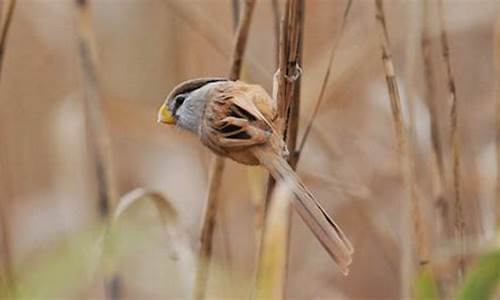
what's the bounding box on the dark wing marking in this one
[229,104,257,121]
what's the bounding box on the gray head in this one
[158,77,228,133]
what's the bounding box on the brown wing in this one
[201,81,278,153]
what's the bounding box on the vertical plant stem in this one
[229,0,256,81]
[0,0,15,82]
[194,157,225,300]
[436,0,465,281]
[256,0,304,298]
[75,1,120,299]
[265,0,304,196]
[213,1,242,294]
[374,0,426,297]
[279,0,304,169]
[403,0,431,271]
[421,0,451,238]
[254,184,291,300]
[495,7,500,238]
[0,0,15,296]
[193,2,256,300]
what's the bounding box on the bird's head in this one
[157,77,228,133]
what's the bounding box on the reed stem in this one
[193,2,256,299]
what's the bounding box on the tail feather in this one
[254,147,354,274]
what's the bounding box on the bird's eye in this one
[174,95,185,111]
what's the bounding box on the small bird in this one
[158,78,353,274]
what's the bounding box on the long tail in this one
[254,147,354,274]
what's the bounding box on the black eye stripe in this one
[174,95,185,109]
[171,95,186,115]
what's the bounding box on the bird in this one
[158,77,353,274]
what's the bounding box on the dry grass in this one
[496,5,500,237]
[436,0,466,282]
[261,0,305,199]
[0,0,15,80]
[0,1,498,299]
[75,0,118,218]
[254,183,290,300]
[75,0,120,298]
[255,0,304,297]
[112,188,195,297]
[374,0,428,297]
[421,0,449,237]
[297,0,353,160]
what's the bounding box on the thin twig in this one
[495,4,500,242]
[403,0,431,271]
[297,0,353,159]
[75,0,118,218]
[75,0,121,299]
[374,0,424,297]
[229,0,256,81]
[0,0,16,296]
[164,1,269,86]
[214,0,243,293]
[422,0,451,239]
[0,0,15,81]
[193,2,256,300]
[436,0,465,281]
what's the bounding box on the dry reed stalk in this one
[263,0,304,198]
[255,0,304,297]
[212,0,243,292]
[403,1,419,148]
[254,184,290,300]
[213,1,243,289]
[75,0,118,218]
[297,0,353,159]
[0,185,13,296]
[403,0,431,272]
[228,0,256,81]
[436,0,465,281]
[374,0,426,297]
[0,0,15,81]
[421,0,451,239]
[193,2,256,300]
[495,8,500,238]
[75,0,121,298]
[0,0,16,296]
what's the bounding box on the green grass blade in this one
[457,250,500,300]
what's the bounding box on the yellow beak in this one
[157,102,176,125]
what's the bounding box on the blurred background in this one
[0,0,498,299]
